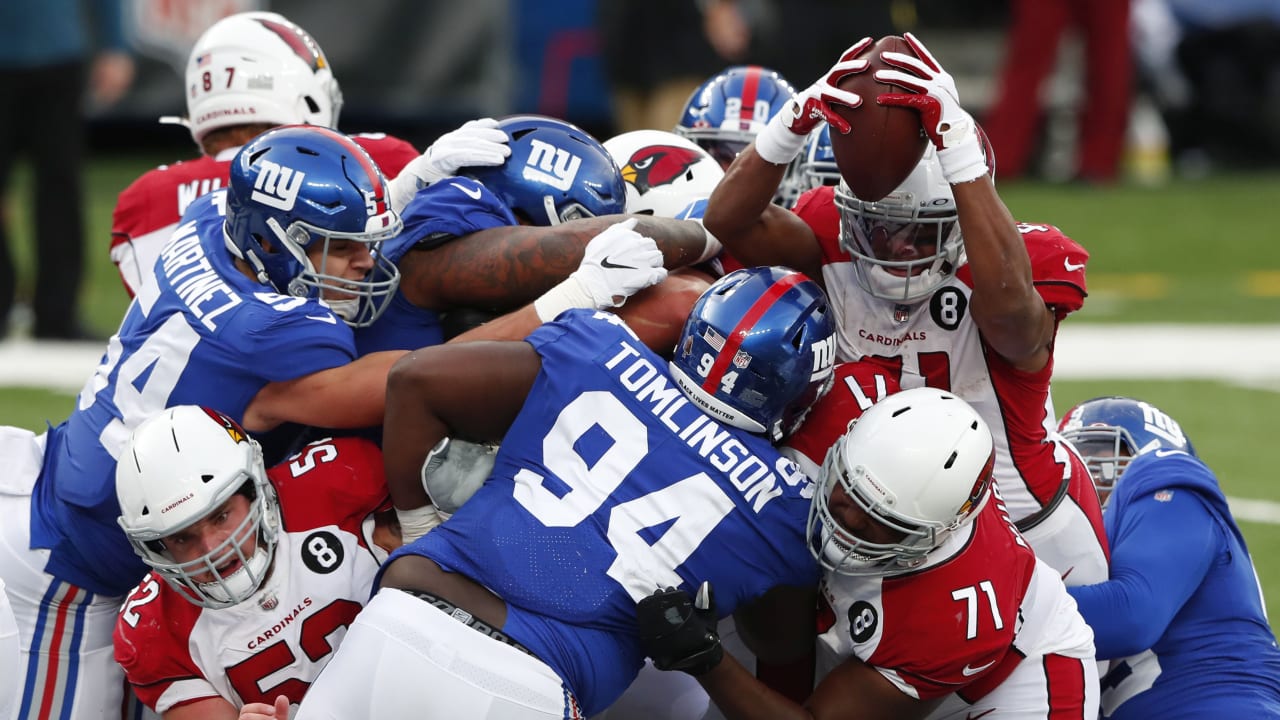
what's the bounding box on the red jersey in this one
[113,436,392,714]
[785,360,901,477]
[110,133,419,298]
[814,490,1093,703]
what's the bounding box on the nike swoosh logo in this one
[1060,566,1075,581]
[966,709,996,720]
[600,256,638,270]
[1063,259,1085,272]
[961,659,997,677]
[1154,448,1184,458]
[450,182,483,200]
[305,314,337,324]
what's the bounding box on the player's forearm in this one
[953,178,1051,365]
[400,217,707,311]
[704,148,798,268]
[243,351,406,432]
[1069,495,1218,658]
[383,351,452,511]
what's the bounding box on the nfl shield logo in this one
[732,350,751,369]
[893,305,910,324]
[1153,489,1175,502]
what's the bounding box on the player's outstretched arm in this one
[949,179,1052,370]
[241,350,408,433]
[703,152,822,277]
[703,39,870,279]
[447,218,680,346]
[382,340,540,536]
[397,214,713,312]
[878,32,1051,370]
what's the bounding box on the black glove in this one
[636,581,723,676]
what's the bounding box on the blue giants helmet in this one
[675,66,797,168]
[795,124,841,193]
[461,115,626,226]
[1058,396,1197,495]
[224,125,402,327]
[670,266,836,442]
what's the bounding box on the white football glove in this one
[875,33,988,184]
[534,218,668,322]
[754,38,871,165]
[422,437,499,517]
[387,118,512,211]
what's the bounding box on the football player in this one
[361,114,718,356]
[293,266,836,719]
[1061,397,1280,719]
[113,407,398,719]
[0,125,406,719]
[674,65,808,206]
[108,10,510,299]
[0,123,677,720]
[642,387,1100,719]
[701,33,1109,588]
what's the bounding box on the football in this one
[828,35,929,202]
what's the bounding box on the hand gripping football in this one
[828,35,929,202]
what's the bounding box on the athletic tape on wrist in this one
[754,109,809,165]
[534,275,598,323]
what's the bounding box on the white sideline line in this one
[1227,497,1280,526]
[3,326,1280,525]
[1052,324,1280,381]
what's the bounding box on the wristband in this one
[534,275,598,323]
[937,127,989,185]
[693,218,723,264]
[753,107,809,165]
[396,504,443,544]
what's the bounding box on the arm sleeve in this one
[1067,491,1219,659]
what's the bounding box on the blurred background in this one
[2,0,1279,615]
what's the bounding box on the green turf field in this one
[3,155,1279,620]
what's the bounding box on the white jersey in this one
[793,187,1092,527]
[113,437,390,713]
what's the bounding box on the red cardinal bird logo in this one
[620,145,702,193]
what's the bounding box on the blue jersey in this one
[354,177,513,354]
[386,310,819,716]
[30,191,359,596]
[1069,450,1280,719]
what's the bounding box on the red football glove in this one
[754,38,872,164]
[875,32,988,184]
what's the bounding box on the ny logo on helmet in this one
[251,160,306,211]
[811,334,837,381]
[522,138,581,191]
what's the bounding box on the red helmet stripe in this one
[701,272,806,393]
[304,126,386,201]
[738,66,763,126]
